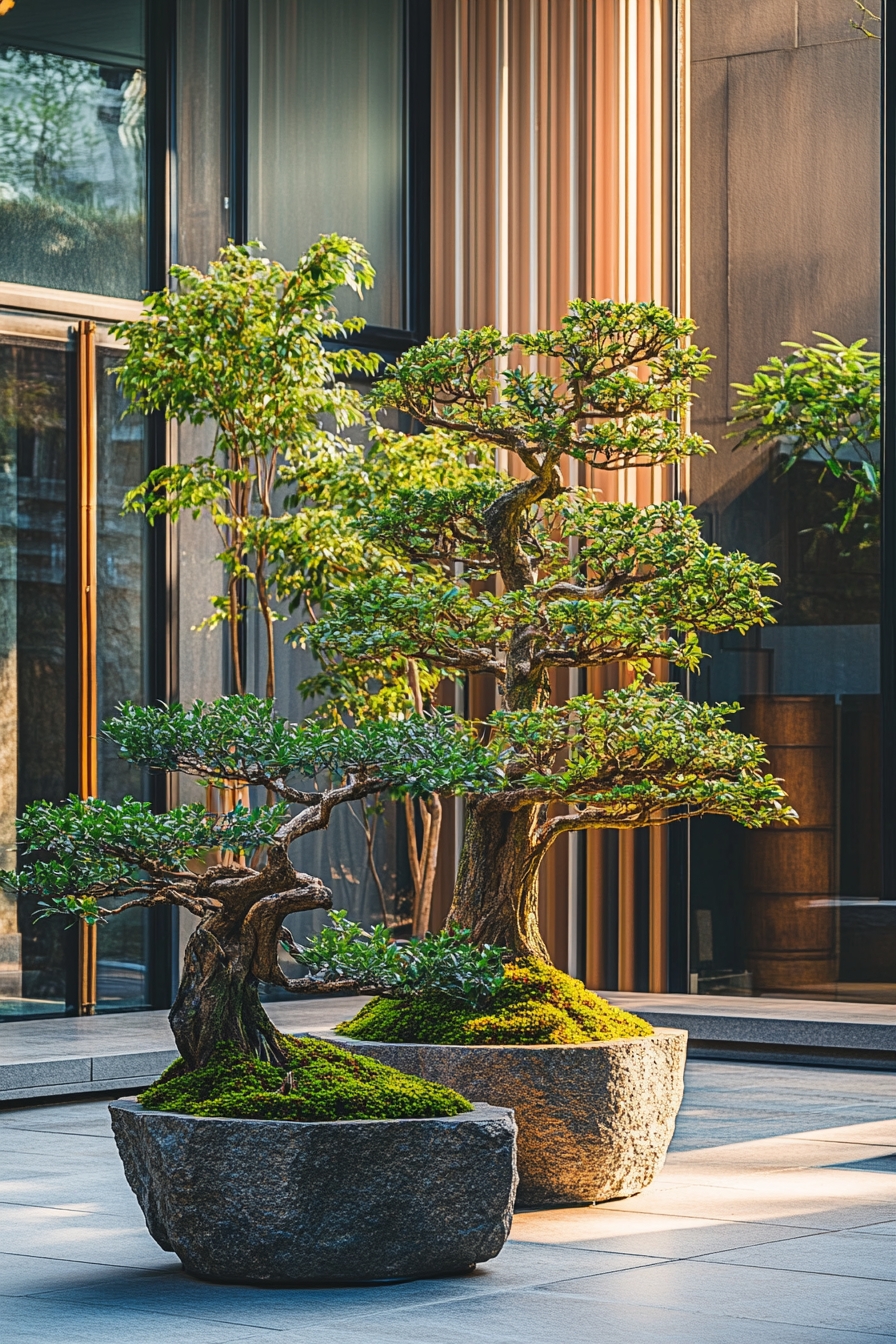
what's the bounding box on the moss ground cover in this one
[338,959,654,1045]
[139,1034,472,1121]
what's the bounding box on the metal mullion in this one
[76,319,98,1015]
[881,0,895,901]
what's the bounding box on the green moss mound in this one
[139,1034,473,1121]
[338,959,654,1045]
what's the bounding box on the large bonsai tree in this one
[0,696,497,1068]
[302,302,796,958]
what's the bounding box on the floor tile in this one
[534,1258,896,1335]
[510,1206,823,1257]
[697,1228,896,1280]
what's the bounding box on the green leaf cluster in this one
[291,911,506,1007]
[730,334,879,540]
[0,795,284,921]
[489,683,796,827]
[107,695,501,800]
[371,301,713,468]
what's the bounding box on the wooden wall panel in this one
[430,1,678,983]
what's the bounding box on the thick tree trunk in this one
[446,801,549,959]
[169,922,285,1070]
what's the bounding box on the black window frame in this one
[227,0,431,360]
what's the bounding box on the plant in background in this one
[0,695,499,1071]
[299,301,796,959]
[729,334,880,543]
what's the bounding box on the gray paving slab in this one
[0,1058,893,1342]
[3,992,896,1106]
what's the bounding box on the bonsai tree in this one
[301,301,797,959]
[729,333,880,541]
[0,696,498,1069]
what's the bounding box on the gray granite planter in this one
[109,1099,517,1284]
[316,1027,687,1206]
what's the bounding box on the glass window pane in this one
[0,0,146,298]
[248,0,405,330]
[687,3,887,1002]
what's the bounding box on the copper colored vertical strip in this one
[617,828,636,989]
[77,319,98,1015]
[649,824,668,990]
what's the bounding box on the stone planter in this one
[316,1028,687,1207]
[109,1099,517,1284]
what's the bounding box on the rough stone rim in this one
[111,1097,514,1129]
[315,1025,688,1051]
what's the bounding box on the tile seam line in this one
[0,1250,178,1270]
[511,1227,838,1256]
[12,1294,289,1331]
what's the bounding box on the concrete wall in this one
[689,0,880,510]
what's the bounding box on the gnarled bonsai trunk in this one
[170,922,286,1070]
[447,800,549,959]
[168,855,333,1070]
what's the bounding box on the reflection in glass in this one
[0,1,146,298]
[0,340,69,1015]
[687,2,889,1002]
[248,0,404,329]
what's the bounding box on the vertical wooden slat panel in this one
[77,320,98,1015]
[429,2,678,968]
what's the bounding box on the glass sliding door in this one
[686,1,889,1002]
[0,319,151,1018]
[0,335,71,1014]
[94,342,151,1012]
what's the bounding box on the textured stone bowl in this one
[109,1099,517,1284]
[315,1028,687,1206]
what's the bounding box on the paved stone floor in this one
[0,1059,893,1343]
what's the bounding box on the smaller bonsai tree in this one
[730,334,880,542]
[0,696,498,1072]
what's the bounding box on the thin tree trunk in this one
[447,800,549,959]
[404,658,444,937]
[228,576,244,695]
[411,794,442,937]
[255,548,276,701]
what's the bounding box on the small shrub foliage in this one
[292,912,506,1008]
[338,960,654,1046]
[140,1035,472,1122]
